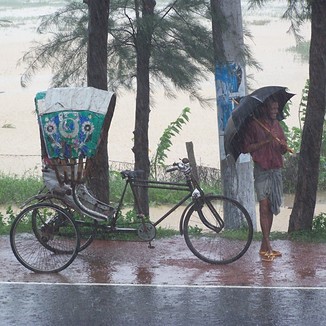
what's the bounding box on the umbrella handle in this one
[253,117,295,154]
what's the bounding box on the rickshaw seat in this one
[35,87,116,220]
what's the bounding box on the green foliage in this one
[187,225,203,235]
[298,79,309,128]
[312,212,326,232]
[286,40,310,63]
[252,230,326,243]
[288,230,326,243]
[283,79,308,152]
[19,1,258,103]
[282,79,326,192]
[0,173,42,205]
[281,82,306,192]
[20,1,215,99]
[116,209,138,227]
[285,127,302,153]
[304,212,326,242]
[283,154,299,193]
[108,170,134,204]
[0,206,16,235]
[0,166,220,207]
[151,107,190,178]
[148,187,188,205]
[19,2,88,87]
[155,227,179,238]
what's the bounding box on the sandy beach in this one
[0,2,318,232]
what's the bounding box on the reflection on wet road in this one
[2,235,326,324]
[1,283,326,325]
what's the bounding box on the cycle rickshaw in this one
[10,87,253,273]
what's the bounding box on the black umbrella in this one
[224,86,295,161]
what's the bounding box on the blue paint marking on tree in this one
[215,63,245,132]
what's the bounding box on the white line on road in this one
[0,281,325,291]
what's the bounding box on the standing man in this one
[243,98,288,262]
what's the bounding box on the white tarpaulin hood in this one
[37,87,114,115]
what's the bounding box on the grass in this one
[1,172,326,243]
[253,229,326,243]
[0,172,42,205]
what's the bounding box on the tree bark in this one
[210,0,257,229]
[86,0,112,203]
[132,0,156,216]
[288,1,326,232]
[87,0,109,90]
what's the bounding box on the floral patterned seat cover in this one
[35,87,114,159]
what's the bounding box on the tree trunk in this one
[210,0,257,229]
[132,0,156,216]
[288,1,326,232]
[86,0,113,203]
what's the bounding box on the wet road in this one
[1,282,326,325]
[2,235,326,325]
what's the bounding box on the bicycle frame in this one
[111,173,194,233]
[107,168,226,241]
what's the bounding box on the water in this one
[0,1,300,32]
[0,0,67,39]
[0,0,66,18]
[0,1,310,174]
